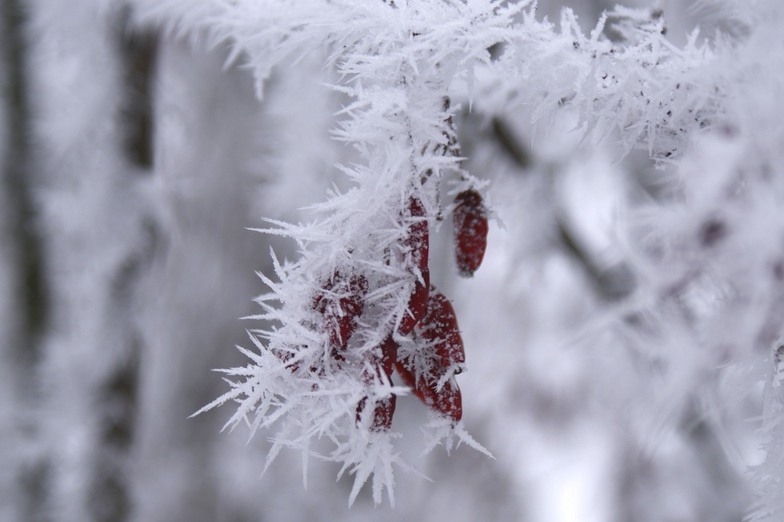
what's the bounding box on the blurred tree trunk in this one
[25,2,158,520]
[1,0,48,519]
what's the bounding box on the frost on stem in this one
[474,5,719,163]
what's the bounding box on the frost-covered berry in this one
[453,189,488,277]
[356,394,397,431]
[417,288,465,371]
[356,336,399,431]
[395,359,463,423]
[398,196,430,335]
[314,272,368,353]
[395,287,465,421]
[398,270,429,336]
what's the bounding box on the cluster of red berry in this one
[312,189,488,431]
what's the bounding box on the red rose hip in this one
[314,272,368,352]
[395,359,463,423]
[418,289,465,371]
[398,196,430,335]
[453,189,488,277]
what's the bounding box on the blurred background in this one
[0,1,762,521]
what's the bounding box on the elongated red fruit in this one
[398,271,429,336]
[372,393,397,430]
[395,359,462,423]
[356,336,399,430]
[357,394,397,431]
[453,189,488,277]
[417,289,465,371]
[314,272,368,353]
[398,196,430,335]
[379,335,399,377]
[404,196,429,274]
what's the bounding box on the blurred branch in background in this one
[117,7,158,171]
[1,1,48,520]
[488,115,635,302]
[490,117,532,170]
[83,11,159,522]
[1,0,47,365]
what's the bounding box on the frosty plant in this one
[175,0,511,505]
[123,0,778,509]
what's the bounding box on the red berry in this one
[398,269,429,336]
[404,196,429,274]
[372,394,397,430]
[398,196,430,335]
[395,359,462,423]
[428,379,462,423]
[379,335,399,377]
[453,189,488,277]
[356,336,399,431]
[394,287,465,422]
[356,394,397,431]
[314,272,368,352]
[418,289,465,371]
